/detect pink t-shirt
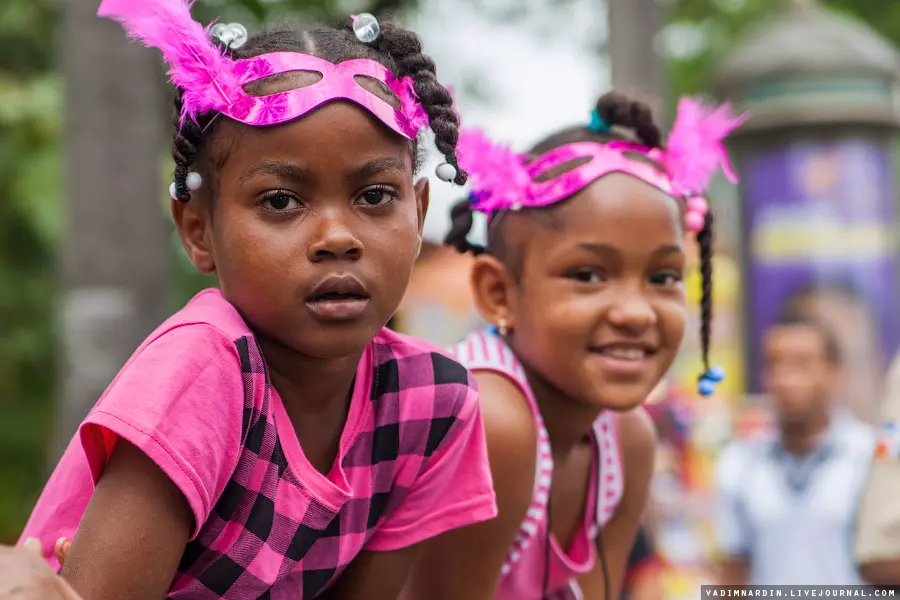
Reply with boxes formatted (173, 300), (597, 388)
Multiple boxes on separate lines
(20, 289), (497, 598)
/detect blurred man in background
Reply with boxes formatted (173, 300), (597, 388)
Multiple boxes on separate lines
(714, 314), (874, 585)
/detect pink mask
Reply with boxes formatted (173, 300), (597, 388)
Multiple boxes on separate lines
(97, 0), (429, 139)
(457, 98), (748, 232)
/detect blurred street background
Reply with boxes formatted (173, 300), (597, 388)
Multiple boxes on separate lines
(4, 0), (900, 596)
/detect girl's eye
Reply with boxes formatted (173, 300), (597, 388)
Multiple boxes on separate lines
(650, 271), (682, 287)
(357, 187), (398, 207)
(262, 192), (301, 211)
(567, 268), (604, 284)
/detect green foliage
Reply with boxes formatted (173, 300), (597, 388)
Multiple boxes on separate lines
(0, 0), (59, 543)
(664, 0), (900, 102)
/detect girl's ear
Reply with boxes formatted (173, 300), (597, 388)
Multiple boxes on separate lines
(171, 198), (215, 273)
(470, 254), (517, 330)
(414, 177), (430, 238)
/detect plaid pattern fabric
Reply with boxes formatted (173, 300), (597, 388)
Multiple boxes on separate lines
(169, 333), (474, 599)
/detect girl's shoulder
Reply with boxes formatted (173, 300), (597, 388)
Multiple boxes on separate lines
(617, 408), (657, 464)
(444, 329), (538, 450)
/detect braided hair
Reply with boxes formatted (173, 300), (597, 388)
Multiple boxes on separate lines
(170, 20), (466, 204)
(443, 91), (717, 376)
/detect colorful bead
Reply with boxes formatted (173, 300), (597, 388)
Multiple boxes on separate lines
(697, 378), (716, 397)
(705, 365), (726, 382)
(685, 211), (705, 232)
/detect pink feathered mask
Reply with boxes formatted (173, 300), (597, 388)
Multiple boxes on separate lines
(97, 0), (429, 139)
(457, 98), (748, 232)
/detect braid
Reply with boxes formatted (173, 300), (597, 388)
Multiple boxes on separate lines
(170, 38), (233, 203)
(696, 210), (715, 372)
(171, 90), (205, 203)
(595, 92), (662, 148)
(369, 22), (467, 186)
(444, 199), (484, 255)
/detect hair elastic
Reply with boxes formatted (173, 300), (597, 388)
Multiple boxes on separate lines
(588, 109), (611, 133)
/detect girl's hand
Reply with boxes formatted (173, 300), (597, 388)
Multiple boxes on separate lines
(55, 537), (72, 567)
(0, 538), (84, 600)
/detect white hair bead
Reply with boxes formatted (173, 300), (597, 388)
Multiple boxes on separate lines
(210, 23), (248, 50)
(186, 171), (203, 191)
(169, 181), (178, 200)
(352, 13), (380, 44)
(435, 162), (457, 182)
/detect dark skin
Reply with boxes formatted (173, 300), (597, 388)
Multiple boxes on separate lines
(403, 173), (682, 598)
(718, 323), (839, 585)
(50, 99), (430, 600)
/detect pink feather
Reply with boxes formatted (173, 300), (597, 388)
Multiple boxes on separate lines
(387, 76), (429, 133)
(456, 129), (531, 213)
(664, 97), (748, 196)
(98, 0), (241, 124)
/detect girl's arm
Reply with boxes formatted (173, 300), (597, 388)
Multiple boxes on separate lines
(578, 408), (657, 599)
(319, 547), (417, 600)
(400, 371), (538, 600)
(60, 440), (194, 600)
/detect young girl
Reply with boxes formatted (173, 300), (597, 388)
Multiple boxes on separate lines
(13, 1), (497, 598)
(401, 93), (744, 599)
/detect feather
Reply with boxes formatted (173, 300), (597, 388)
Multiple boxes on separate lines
(664, 97), (748, 196)
(98, 0), (241, 124)
(387, 75), (429, 133)
(456, 129), (531, 212)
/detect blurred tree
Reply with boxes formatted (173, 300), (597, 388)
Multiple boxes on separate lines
(664, 0), (900, 102)
(0, 0), (61, 543)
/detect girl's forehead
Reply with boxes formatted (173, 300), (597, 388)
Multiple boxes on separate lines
(216, 103), (414, 177)
(551, 175), (683, 233)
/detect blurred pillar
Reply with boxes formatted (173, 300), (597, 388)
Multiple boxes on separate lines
(607, 0), (664, 115)
(58, 0), (169, 457)
(714, 0), (900, 421)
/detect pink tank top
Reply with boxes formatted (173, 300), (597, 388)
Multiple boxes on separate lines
(448, 329), (625, 599)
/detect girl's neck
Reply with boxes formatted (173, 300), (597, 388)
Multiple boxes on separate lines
(256, 332), (363, 415)
(517, 357), (603, 457)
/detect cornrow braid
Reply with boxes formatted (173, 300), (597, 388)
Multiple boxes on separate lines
(171, 91), (209, 203)
(696, 210), (715, 374)
(360, 21), (467, 186)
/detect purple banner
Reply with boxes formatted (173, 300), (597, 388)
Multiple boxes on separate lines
(743, 138), (899, 414)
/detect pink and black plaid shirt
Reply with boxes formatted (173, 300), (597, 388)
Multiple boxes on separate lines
(20, 289), (497, 598)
